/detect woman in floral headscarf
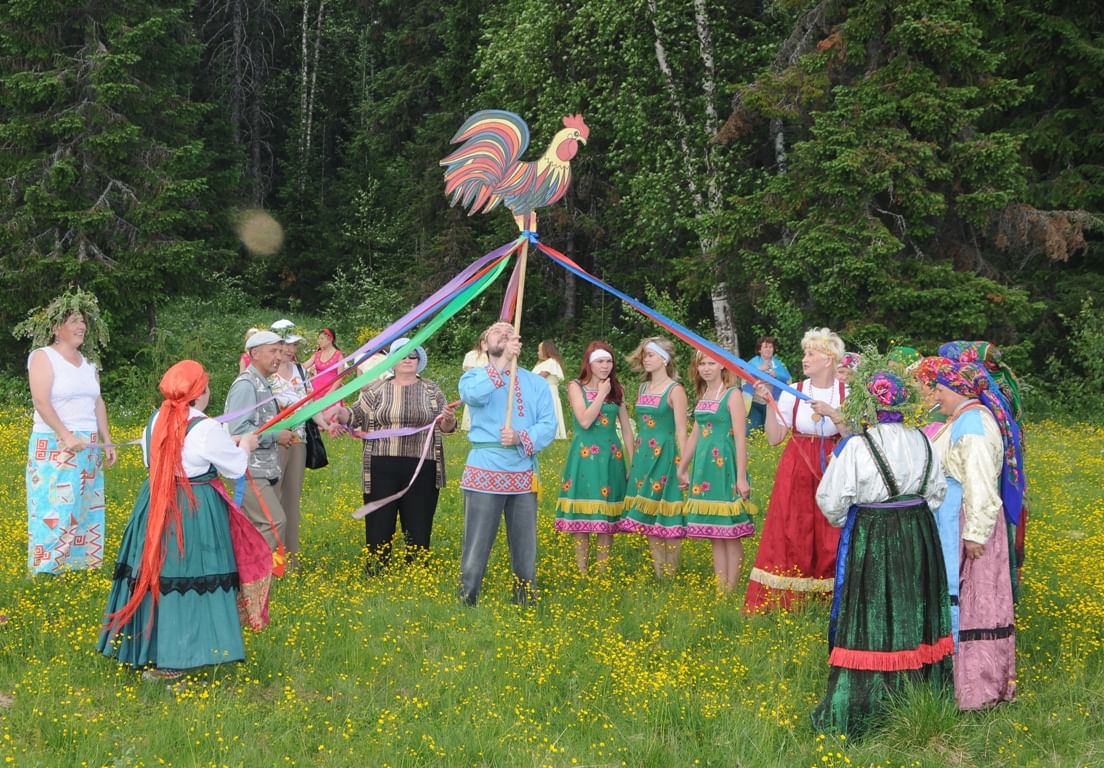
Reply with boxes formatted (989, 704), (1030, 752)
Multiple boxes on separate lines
(916, 357), (1023, 710)
(812, 367), (952, 736)
(937, 341), (1027, 588)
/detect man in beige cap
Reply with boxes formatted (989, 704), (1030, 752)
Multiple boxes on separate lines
(224, 330), (293, 550)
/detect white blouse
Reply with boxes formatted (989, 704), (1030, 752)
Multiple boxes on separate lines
(816, 423), (947, 527)
(774, 380), (847, 437)
(142, 407), (249, 479)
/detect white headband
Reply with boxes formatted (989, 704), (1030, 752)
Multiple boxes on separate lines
(645, 341), (671, 363)
(589, 349), (613, 363)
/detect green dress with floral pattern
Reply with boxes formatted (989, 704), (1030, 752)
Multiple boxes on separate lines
(685, 387), (756, 539)
(620, 382), (685, 537)
(555, 385), (627, 534)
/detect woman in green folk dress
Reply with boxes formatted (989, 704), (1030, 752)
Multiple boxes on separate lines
(554, 342), (635, 574)
(678, 351), (754, 594)
(619, 337), (688, 578)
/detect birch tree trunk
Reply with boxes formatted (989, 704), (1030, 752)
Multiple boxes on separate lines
(305, 0), (326, 169)
(643, 0), (740, 355)
(297, 0), (310, 189)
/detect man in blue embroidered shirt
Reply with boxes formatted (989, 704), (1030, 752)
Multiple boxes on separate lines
(458, 321), (557, 605)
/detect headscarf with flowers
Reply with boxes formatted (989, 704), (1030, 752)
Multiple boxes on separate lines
(839, 347), (925, 430)
(919, 356), (1025, 526)
(106, 360), (209, 632)
(911, 356), (951, 389)
(839, 352), (862, 372)
(938, 340), (1022, 419)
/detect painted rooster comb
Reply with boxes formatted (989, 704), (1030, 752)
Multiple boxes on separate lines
(563, 114), (589, 140)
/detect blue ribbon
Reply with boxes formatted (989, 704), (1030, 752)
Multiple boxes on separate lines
(535, 242), (808, 400)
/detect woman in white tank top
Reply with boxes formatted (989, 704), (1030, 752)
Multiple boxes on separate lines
(23, 300), (115, 574)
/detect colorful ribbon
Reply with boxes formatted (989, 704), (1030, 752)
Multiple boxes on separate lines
(533, 240), (808, 400)
(260, 253), (514, 434)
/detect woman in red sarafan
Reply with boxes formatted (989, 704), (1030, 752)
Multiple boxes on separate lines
(743, 327), (848, 613)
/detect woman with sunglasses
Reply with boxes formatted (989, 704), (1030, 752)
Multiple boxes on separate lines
(332, 339), (456, 573)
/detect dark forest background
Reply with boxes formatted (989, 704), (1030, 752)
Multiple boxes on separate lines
(2, 0), (1102, 412)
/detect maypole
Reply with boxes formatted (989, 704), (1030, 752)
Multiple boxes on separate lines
(440, 109), (589, 429)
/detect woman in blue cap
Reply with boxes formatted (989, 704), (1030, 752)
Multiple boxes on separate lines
(332, 338), (457, 572)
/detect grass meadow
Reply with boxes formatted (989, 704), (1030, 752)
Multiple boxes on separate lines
(0, 410), (1102, 767)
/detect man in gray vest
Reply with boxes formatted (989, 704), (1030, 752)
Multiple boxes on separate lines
(224, 330), (294, 550)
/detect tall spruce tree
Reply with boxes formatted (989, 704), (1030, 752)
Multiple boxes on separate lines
(0, 1), (213, 370)
(723, 0), (1038, 350)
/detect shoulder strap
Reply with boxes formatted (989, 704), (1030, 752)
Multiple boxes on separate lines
(791, 380), (803, 431)
(144, 410), (158, 454)
(572, 380), (592, 403)
(917, 429), (933, 495)
(861, 430), (901, 497)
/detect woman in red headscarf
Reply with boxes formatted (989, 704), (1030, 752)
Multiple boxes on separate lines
(98, 361), (263, 680)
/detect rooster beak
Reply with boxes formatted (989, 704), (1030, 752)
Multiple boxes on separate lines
(577, 134), (587, 144)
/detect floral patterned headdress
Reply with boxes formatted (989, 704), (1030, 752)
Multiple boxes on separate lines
(916, 355), (1025, 526)
(938, 340), (1022, 419)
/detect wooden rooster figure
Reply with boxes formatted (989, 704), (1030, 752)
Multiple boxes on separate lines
(441, 109), (589, 232)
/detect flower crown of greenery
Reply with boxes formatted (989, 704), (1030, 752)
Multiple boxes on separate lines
(838, 345), (927, 431)
(13, 288), (110, 364)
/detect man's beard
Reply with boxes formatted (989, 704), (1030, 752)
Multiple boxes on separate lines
(487, 343), (506, 357)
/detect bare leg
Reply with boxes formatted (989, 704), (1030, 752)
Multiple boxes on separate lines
(725, 540), (745, 593)
(711, 539), (728, 593)
(573, 533), (590, 574)
(661, 538), (683, 577)
(647, 536), (666, 578)
(595, 533), (613, 574)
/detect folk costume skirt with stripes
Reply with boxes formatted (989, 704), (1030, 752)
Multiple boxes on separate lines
(811, 496), (953, 736)
(98, 470), (244, 671)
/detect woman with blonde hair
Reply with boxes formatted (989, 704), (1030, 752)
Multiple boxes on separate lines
(744, 327), (849, 612)
(620, 337), (688, 577)
(678, 351), (754, 594)
(533, 340), (568, 440)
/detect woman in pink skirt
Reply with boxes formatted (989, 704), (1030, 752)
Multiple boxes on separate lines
(919, 357), (1023, 710)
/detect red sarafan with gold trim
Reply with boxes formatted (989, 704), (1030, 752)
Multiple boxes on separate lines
(440, 109), (588, 231)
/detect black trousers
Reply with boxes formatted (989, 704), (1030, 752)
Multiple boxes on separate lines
(363, 456), (439, 564)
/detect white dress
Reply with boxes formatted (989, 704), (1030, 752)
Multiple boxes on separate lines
(459, 350), (488, 432)
(532, 358), (567, 440)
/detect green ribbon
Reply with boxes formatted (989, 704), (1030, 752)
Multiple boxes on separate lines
(262, 255), (512, 434)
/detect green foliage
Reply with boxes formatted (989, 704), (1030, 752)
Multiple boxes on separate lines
(712, 0), (1094, 373)
(0, 0), (217, 375)
(0, 0), (1101, 400)
(11, 287), (111, 364)
(1041, 296), (1104, 420)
